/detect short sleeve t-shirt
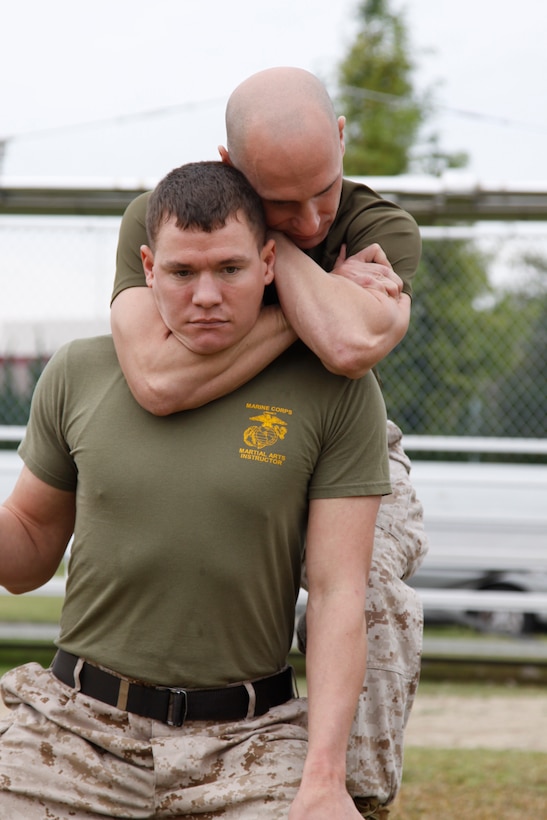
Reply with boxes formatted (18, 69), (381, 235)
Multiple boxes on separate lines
(20, 336), (390, 688)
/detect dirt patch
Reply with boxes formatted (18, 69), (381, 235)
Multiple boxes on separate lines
(405, 690), (547, 751)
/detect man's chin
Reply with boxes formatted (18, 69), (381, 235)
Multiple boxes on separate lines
(288, 230), (329, 250)
(183, 332), (238, 356)
(187, 341), (231, 356)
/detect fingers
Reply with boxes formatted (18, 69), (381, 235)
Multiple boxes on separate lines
(333, 243), (347, 268)
(331, 243), (403, 296)
(333, 261), (403, 297)
(350, 243), (391, 267)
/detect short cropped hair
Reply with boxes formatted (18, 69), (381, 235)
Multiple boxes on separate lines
(146, 161), (267, 250)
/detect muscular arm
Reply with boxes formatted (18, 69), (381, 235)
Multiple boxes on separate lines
(0, 466), (75, 594)
(273, 233), (411, 378)
(111, 190), (416, 413)
(111, 290), (296, 416)
(290, 495), (380, 819)
(112, 238), (409, 412)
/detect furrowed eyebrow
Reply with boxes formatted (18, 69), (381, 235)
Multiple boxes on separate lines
(269, 176), (338, 205)
(218, 256), (250, 266)
(163, 255), (250, 270)
(163, 260), (193, 271)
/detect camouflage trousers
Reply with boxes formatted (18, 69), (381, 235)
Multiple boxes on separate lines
(299, 420), (428, 807)
(349, 420), (428, 805)
(0, 662), (309, 818)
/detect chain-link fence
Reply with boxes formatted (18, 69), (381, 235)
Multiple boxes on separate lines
(379, 225), (547, 444)
(1, 217), (546, 441)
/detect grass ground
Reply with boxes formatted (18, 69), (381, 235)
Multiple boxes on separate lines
(390, 746), (547, 819)
(0, 595), (63, 623)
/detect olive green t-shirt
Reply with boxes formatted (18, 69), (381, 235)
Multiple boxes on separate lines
(111, 179), (421, 303)
(20, 336), (390, 689)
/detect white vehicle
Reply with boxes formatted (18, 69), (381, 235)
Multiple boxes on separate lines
(409, 460), (547, 635)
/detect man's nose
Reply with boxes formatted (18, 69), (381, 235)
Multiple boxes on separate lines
(192, 272), (222, 306)
(292, 202), (321, 235)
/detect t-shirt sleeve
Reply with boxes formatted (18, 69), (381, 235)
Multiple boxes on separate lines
(111, 192), (151, 304)
(18, 345), (78, 492)
(315, 181), (421, 298)
(308, 371), (391, 500)
(345, 193), (421, 298)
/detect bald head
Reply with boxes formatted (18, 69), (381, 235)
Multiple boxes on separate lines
(221, 67), (345, 250)
(225, 67), (340, 168)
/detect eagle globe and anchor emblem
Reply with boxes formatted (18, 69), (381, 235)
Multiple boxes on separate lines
(243, 411), (288, 449)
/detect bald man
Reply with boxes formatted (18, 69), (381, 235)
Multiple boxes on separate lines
(110, 68), (428, 818)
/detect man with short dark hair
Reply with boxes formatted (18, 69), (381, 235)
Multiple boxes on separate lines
(0, 161), (391, 819)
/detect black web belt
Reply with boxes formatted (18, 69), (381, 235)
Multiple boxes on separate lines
(51, 649), (294, 727)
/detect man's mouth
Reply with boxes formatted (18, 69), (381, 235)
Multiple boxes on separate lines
(190, 318), (227, 327)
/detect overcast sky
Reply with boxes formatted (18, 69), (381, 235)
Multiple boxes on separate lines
(2, 0), (547, 183)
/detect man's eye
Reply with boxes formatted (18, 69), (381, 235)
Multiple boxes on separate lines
(223, 266), (240, 275)
(174, 269), (193, 278)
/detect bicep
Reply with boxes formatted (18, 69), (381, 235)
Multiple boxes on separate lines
(2, 466), (75, 591)
(112, 192), (149, 303)
(111, 286), (168, 346)
(7, 466), (75, 557)
(305, 495), (381, 594)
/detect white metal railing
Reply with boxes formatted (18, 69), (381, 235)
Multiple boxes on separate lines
(0, 425), (26, 443)
(403, 435), (547, 455)
(417, 588), (547, 614)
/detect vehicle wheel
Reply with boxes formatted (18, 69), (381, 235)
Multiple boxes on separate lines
(467, 584), (536, 636)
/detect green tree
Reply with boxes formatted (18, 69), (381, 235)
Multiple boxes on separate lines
(338, 0), (467, 175)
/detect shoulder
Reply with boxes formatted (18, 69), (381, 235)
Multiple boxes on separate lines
(329, 178), (421, 292)
(338, 177), (418, 230)
(45, 336), (116, 377)
(63, 334), (115, 358)
(339, 177), (385, 209)
(112, 192), (152, 300)
(319, 177), (420, 268)
(122, 191), (151, 222)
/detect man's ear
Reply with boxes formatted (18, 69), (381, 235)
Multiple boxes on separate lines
(218, 145), (233, 166)
(337, 116), (346, 157)
(261, 238), (276, 285)
(140, 245), (155, 287)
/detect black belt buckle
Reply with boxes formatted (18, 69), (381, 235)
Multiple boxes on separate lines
(166, 688), (187, 727)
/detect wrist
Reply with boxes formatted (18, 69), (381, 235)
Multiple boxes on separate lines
(300, 753), (347, 790)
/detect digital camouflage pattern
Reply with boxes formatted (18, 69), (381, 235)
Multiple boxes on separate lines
(0, 662), (308, 818)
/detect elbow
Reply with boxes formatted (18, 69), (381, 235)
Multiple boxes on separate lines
(321, 339), (382, 379)
(325, 319), (410, 378)
(3, 579), (43, 595)
(127, 375), (180, 417)
(2, 581), (21, 595)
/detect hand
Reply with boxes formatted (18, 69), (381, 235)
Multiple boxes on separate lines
(288, 783), (363, 819)
(333, 243), (403, 298)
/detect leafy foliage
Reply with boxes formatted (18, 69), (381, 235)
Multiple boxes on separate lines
(337, 0), (468, 175)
